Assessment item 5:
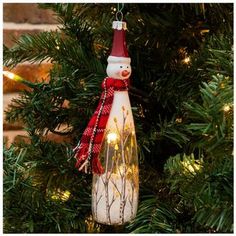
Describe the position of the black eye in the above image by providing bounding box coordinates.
[120,66,123,68]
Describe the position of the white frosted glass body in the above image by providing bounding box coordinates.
[92,91,139,225]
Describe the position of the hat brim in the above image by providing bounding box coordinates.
[108,56,131,64]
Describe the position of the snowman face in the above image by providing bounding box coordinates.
[106,57,132,80]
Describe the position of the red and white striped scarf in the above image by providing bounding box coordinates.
[73,77,129,174]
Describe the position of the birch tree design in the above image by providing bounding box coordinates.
[92,106,139,225]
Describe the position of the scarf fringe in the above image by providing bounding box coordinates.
[73,77,128,175]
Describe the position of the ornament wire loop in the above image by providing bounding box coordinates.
[116,11,123,21]
[116,3,124,21]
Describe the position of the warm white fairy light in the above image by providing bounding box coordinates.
[200,29,210,35]
[181,154,203,175]
[223,104,231,112]
[61,190,71,201]
[183,56,191,64]
[183,161,201,173]
[3,70,23,82]
[175,117,183,123]
[51,189,71,201]
[3,71,16,80]
[107,132,118,143]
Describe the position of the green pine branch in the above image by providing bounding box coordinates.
[184,74,233,154]
[4,142,92,233]
[127,195,177,233]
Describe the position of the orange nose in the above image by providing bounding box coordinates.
[121,70,130,77]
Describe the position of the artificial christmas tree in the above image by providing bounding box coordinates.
[3,3,233,233]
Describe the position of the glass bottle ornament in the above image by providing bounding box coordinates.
[73,20,139,225]
[91,21,139,225]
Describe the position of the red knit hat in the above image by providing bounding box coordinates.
[108,21,131,63]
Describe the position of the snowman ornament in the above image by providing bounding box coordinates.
[74,21,139,225]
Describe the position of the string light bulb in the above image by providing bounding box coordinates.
[3,71,24,82]
[175,117,183,123]
[107,132,118,143]
[183,56,191,64]
[50,189,71,201]
[223,104,231,112]
[3,70,37,88]
[181,154,203,175]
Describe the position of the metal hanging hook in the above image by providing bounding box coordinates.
[116,3,124,21]
[118,3,124,12]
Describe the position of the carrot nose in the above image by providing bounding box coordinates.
[121,70,130,77]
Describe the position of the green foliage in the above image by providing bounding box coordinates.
[4,142,92,233]
[164,68,233,232]
[165,153,233,232]
[185,74,233,154]
[3,3,233,233]
[127,195,177,233]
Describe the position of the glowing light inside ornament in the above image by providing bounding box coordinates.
[107,132,118,143]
